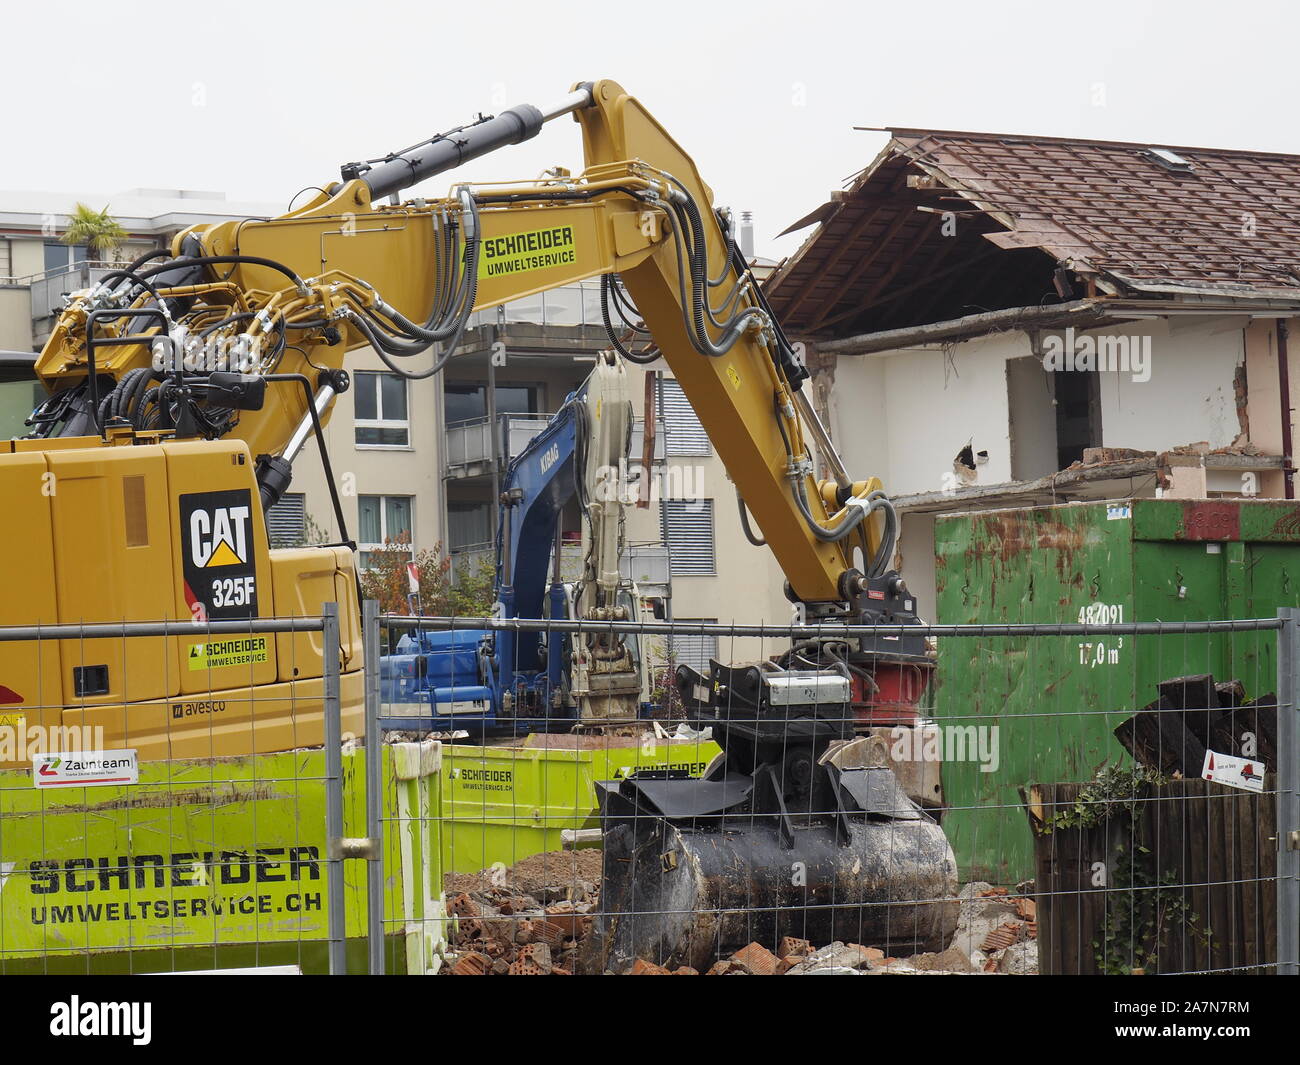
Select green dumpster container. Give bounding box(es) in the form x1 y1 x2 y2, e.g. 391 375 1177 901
0 745 447 974
440 734 720 875
934 497 1300 884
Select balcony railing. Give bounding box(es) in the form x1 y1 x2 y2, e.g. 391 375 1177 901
620 542 671 594
28 263 121 326
448 538 585 587
469 280 607 330
444 411 666 480
443 412 553 478
449 541 495 586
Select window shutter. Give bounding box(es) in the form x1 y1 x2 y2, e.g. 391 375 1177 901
668 620 718 675
660 498 714 575
267 492 307 547
659 379 710 456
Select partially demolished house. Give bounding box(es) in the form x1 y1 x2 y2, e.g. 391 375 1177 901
766 129 1300 608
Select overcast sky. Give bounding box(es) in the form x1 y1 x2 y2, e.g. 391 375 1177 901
5 0 1297 259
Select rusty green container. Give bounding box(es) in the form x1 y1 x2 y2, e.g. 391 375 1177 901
934 498 1300 884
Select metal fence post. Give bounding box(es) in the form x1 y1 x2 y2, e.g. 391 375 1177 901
363 600 385 975
1278 608 1300 975
322 602 347 975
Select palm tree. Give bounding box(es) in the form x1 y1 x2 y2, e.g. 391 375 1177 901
61 203 127 265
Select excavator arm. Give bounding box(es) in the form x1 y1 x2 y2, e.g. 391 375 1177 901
31 80 901 612
15 79 954 962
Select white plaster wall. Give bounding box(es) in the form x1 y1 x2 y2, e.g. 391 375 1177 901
828 317 1256 614
1092 318 1243 450
1005 355 1058 479
0 289 33 351
831 330 1029 497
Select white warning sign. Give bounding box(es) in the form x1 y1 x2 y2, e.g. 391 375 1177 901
33 749 139 788
1201 749 1265 794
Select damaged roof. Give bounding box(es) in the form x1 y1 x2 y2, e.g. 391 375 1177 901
766 128 1300 338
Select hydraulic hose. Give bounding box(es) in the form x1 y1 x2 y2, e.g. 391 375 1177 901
736 488 767 547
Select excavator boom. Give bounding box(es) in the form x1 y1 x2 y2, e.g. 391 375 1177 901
29 80 902 612
10 81 954 967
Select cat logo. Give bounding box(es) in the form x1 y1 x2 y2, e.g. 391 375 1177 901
190 504 250 568
179 489 259 620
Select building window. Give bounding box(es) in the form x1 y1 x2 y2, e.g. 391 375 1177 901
448 500 493 551
659 379 710 456
358 495 413 568
444 381 539 423
43 242 88 274
660 498 715 575
266 492 307 548
354 372 410 447
668 619 718 675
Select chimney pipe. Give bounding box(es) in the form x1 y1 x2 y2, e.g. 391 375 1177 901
739 211 755 262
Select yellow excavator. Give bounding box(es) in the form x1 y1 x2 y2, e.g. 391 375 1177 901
4 80 957 965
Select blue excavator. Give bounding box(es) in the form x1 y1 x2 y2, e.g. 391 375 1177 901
378 350 649 733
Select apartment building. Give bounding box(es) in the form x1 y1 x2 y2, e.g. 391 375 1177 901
288 279 790 667
1 189 790 670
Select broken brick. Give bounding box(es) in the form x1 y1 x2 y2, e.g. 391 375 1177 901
981 922 1024 953
507 942 553 975
543 902 591 939
448 893 479 918
630 958 673 975
449 952 491 976
530 919 567 948
455 917 485 943
731 942 780 976
776 936 813 960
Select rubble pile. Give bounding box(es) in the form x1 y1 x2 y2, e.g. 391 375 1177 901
678 883 1039 975
444 853 1040 975
444 850 600 976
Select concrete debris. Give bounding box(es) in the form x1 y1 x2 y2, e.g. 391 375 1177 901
903 946 978 973
998 941 1040 975
1075 440 1264 470
785 942 878 974
949 881 1021 955
444 860 1039 976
